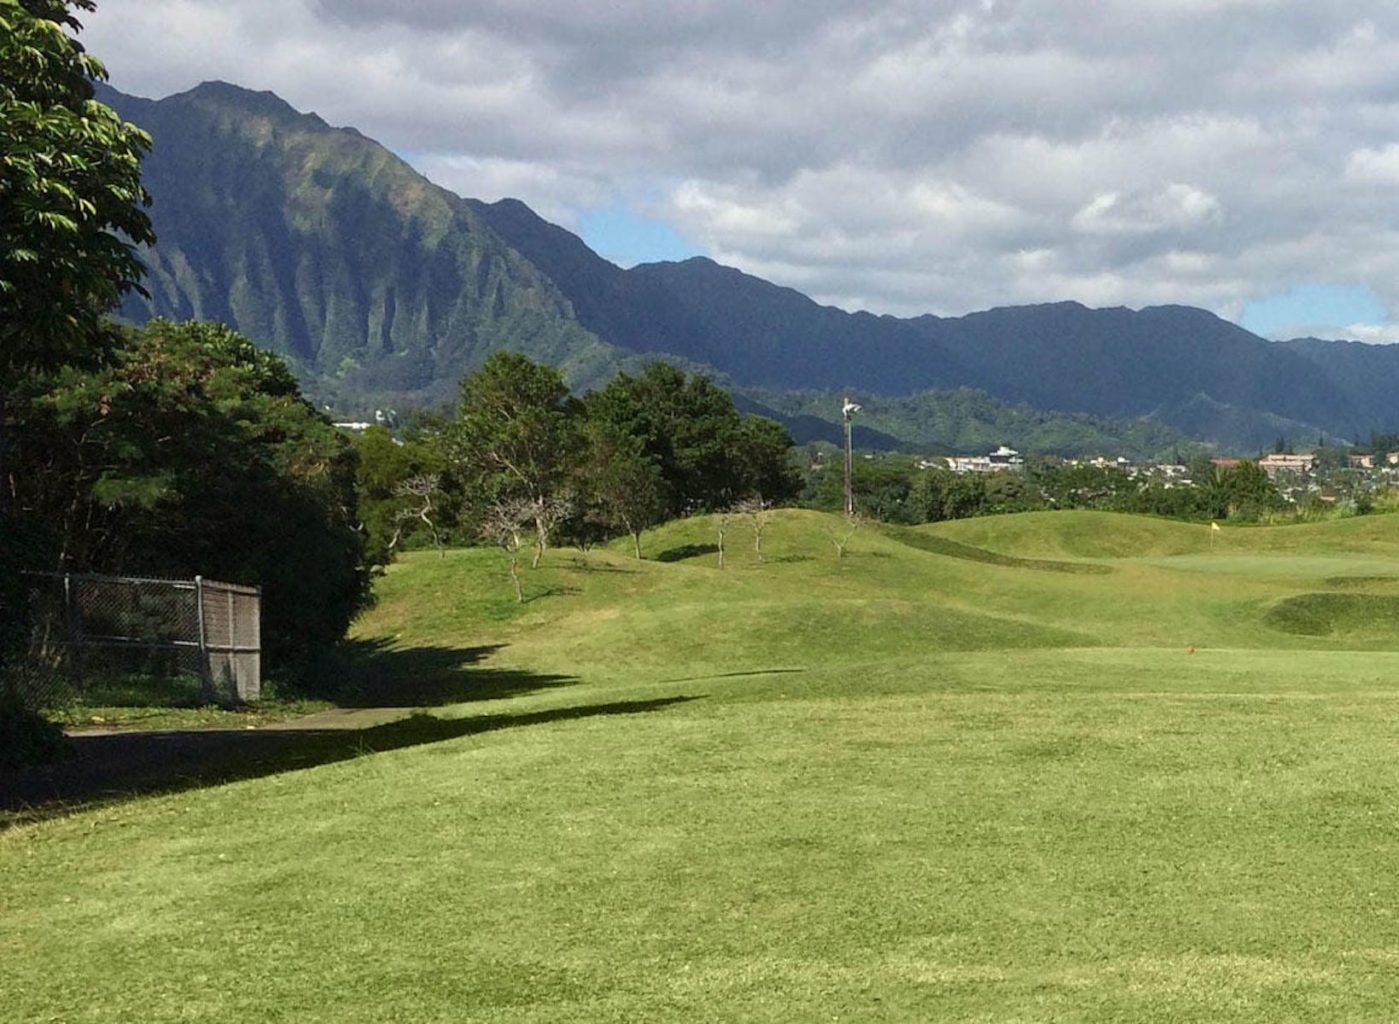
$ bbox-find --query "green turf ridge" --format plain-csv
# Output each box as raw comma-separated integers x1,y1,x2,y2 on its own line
8,509,1399,1022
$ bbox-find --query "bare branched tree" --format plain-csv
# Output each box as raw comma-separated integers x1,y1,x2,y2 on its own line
732,496,771,563
529,492,574,569
826,512,862,559
480,497,535,602
390,473,444,558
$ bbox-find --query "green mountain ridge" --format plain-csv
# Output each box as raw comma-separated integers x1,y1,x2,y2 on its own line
100,81,1399,452
102,81,623,408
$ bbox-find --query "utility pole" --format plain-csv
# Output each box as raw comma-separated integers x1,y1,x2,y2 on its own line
842,397,861,516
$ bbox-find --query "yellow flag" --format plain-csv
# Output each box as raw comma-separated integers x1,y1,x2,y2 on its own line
1211,522,1221,532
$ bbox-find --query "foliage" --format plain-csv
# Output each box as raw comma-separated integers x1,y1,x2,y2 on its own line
584,362,800,517
0,0,153,376
574,419,666,558
10,320,369,685
353,426,451,566
801,456,1287,527
451,352,580,505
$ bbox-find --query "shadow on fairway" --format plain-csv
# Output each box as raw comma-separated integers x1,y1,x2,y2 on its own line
336,639,576,707
0,695,700,829
655,543,719,563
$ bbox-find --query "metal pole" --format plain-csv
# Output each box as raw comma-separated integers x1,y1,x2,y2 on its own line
843,415,853,515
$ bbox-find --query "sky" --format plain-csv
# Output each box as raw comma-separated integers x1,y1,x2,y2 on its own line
79,0,1399,341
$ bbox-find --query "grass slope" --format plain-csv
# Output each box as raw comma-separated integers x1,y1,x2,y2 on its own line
8,509,1399,1021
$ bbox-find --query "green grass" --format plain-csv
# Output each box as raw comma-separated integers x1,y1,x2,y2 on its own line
8,509,1399,1021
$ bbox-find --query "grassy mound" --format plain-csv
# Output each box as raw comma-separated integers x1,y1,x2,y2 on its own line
1265,592,1399,640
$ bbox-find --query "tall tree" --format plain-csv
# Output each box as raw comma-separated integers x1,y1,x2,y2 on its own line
576,420,666,559
1,0,154,725
12,320,370,683
585,362,798,516
450,352,580,564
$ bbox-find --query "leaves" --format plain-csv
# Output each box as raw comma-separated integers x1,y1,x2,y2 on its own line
0,0,153,375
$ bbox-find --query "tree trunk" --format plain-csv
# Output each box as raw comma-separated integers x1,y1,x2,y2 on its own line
510,556,523,602
532,513,547,569
631,530,642,560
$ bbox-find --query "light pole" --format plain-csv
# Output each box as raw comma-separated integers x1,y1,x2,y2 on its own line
842,397,861,516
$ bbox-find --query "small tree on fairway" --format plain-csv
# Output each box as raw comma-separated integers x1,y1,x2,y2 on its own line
733,496,771,563
390,473,444,558
481,497,534,603
826,512,862,558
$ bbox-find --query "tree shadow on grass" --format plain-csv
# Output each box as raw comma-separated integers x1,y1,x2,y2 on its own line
335,638,576,708
655,543,719,563
0,695,700,829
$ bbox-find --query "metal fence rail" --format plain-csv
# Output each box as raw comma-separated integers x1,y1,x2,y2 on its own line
19,572,261,708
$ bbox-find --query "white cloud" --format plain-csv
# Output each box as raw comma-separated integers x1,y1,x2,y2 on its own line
77,0,1399,334
1345,144,1399,185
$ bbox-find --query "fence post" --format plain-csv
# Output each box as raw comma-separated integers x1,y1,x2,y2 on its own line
194,575,214,703
63,573,85,693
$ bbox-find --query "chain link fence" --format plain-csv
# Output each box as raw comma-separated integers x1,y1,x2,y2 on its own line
16,573,261,710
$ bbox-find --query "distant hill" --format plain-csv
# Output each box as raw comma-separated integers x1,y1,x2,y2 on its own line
735,387,1199,461
1278,337,1399,441
102,81,1399,450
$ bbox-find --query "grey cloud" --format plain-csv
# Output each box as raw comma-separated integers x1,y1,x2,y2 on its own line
82,0,1399,334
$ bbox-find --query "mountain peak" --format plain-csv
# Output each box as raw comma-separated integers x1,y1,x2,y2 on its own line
170,81,316,125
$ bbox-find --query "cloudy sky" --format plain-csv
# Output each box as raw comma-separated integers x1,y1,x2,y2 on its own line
81,0,1399,340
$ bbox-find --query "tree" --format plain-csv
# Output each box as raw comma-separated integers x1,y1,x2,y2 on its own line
10,320,370,684
732,416,802,506
450,352,579,566
390,473,445,558
732,496,772,563
714,508,734,570
577,420,665,559
584,362,798,517
824,512,862,558
480,497,534,603
2,0,157,721
353,425,450,566
0,0,154,377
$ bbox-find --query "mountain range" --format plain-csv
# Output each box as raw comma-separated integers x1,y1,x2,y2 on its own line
100,80,1399,455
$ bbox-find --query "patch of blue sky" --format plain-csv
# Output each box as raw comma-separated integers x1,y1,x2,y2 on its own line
577,206,704,268
1240,283,1388,339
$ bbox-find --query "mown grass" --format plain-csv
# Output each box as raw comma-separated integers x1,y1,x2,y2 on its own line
7,509,1399,1022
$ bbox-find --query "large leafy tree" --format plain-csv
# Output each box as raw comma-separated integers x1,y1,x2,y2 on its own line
450,352,581,563
13,320,370,684
585,362,799,516
0,0,153,376
2,0,154,721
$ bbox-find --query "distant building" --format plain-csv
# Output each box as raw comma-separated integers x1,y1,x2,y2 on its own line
946,446,1024,474
1349,453,1375,469
1258,453,1316,479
